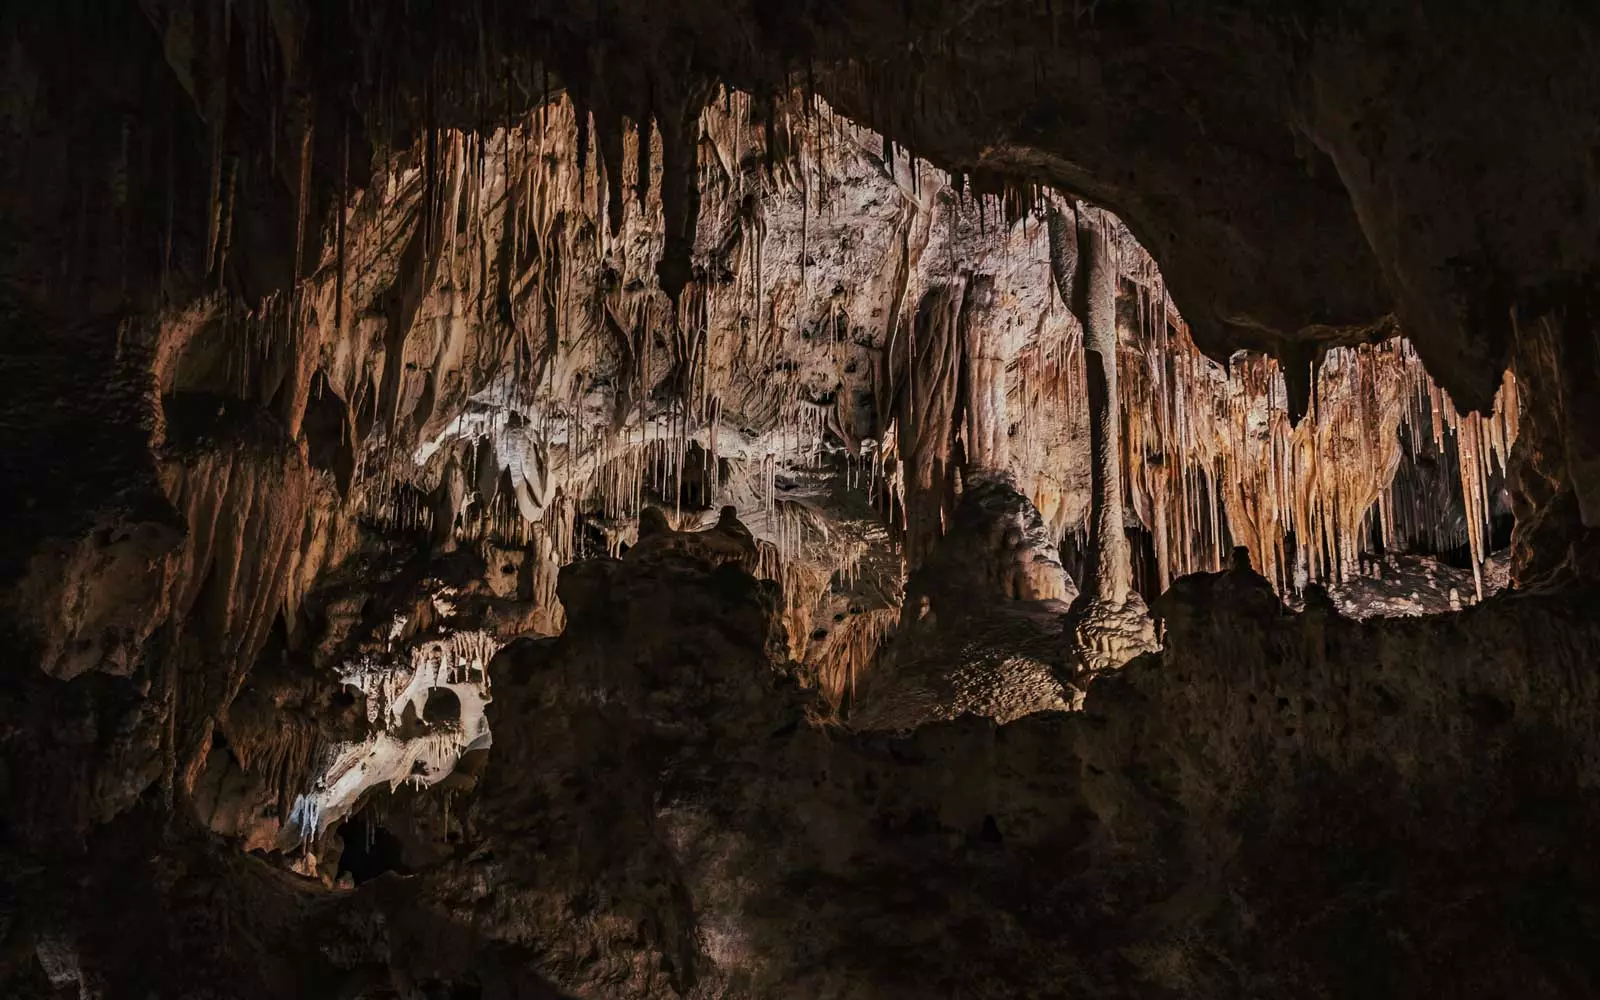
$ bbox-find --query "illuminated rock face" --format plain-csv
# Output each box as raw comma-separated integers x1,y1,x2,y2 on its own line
287,627,498,850
6,84,1524,858
2,80,1518,736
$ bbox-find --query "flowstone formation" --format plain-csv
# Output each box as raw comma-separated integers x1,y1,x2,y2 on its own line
7,2,1600,997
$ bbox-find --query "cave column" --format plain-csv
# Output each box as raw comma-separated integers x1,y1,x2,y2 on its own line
1076,207,1133,605
1050,201,1157,675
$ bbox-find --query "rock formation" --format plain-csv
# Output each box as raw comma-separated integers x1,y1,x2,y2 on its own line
1052,201,1159,674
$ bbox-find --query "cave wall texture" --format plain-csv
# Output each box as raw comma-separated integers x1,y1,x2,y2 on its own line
4,1,1600,997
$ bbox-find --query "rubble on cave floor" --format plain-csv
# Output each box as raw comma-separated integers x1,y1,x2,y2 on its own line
1321,550,1512,619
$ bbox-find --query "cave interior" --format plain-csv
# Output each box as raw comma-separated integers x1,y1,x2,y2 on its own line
5,2,1600,997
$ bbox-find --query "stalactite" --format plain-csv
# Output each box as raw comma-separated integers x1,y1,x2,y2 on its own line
335,119,349,336
287,79,1528,710
216,157,238,288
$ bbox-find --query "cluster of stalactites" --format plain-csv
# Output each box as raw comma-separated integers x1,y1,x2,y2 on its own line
1397,360,1520,598
384,88,845,503
450,89,1525,601
288,628,500,847
324,86,1068,558
292,83,1524,615
1109,296,1520,597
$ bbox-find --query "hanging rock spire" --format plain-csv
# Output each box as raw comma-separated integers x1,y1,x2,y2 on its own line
1046,201,1079,308
655,78,713,306
960,273,1007,473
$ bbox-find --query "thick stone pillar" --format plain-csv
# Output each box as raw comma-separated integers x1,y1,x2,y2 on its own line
1050,202,1157,674
1075,207,1133,605
897,284,964,565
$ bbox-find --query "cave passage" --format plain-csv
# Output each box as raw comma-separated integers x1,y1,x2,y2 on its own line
335,816,409,885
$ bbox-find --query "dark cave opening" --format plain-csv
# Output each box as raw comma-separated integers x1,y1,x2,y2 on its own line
1061,521,1194,604
423,687,463,725
336,816,409,885
641,439,724,512
303,369,355,495
1433,511,1517,571
1387,418,1514,565
419,980,483,1000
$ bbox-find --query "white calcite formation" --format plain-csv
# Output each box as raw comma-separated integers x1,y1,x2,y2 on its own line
288,628,499,846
